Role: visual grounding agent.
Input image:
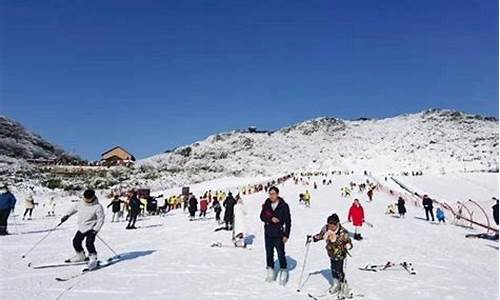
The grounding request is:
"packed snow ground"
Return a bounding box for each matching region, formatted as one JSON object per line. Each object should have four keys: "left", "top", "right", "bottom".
{"left": 0, "top": 173, "right": 498, "bottom": 300}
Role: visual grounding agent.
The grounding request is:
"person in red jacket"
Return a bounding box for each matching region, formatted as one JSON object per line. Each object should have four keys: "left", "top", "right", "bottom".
{"left": 199, "top": 194, "right": 209, "bottom": 218}
{"left": 348, "top": 199, "right": 364, "bottom": 240}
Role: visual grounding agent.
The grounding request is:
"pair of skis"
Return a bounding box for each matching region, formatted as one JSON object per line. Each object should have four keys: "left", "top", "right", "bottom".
{"left": 28, "top": 256, "right": 121, "bottom": 281}
{"left": 358, "top": 261, "right": 416, "bottom": 275}
{"left": 55, "top": 256, "right": 121, "bottom": 281}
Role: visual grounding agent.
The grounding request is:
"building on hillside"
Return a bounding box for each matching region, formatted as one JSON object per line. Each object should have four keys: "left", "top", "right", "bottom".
{"left": 101, "top": 146, "right": 135, "bottom": 166}
{"left": 247, "top": 126, "right": 271, "bottom": 134}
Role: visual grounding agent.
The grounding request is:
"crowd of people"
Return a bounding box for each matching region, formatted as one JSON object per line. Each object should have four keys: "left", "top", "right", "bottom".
{"left": 0, "top": 170, "right": 497, "bottom": 297}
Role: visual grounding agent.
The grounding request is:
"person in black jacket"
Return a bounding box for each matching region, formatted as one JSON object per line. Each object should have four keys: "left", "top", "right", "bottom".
{"left": 107, "top": 195, "right": 124, "bottom": 222}
{"left": 223, "top": 192, "right": 237, "bottom": 230}
{"left": 212, "top": 196, "right": 222, "bottom": 223}
{"left": 188, "top": 194, "right": 198, "bottom": 220}
{"left": 422, "top": 195, "right": 434, "bottom": 221}
{"left": 260, "top": 186, "right": 291, "bottom": 285}
{"left": 397, "top": 197, "right": 406, "bottom": 218}
{"left": 492, "top": 197, "right": 499, "bottom": 226}
{"left": 127, "top": 192, "right": 142, "bottom": 229}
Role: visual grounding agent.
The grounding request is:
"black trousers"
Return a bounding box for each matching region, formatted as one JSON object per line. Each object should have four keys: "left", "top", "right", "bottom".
{"left": 215, "top": 210, "right": 221, "bottom": 221}
{"left": 0, "top": 208, "right": 11, "bottom": 234}
{"left": 265, "top": 235, "right": 287, "bottom": 269}
{"left": 330, "top": 258, "right": 345, "bottom": 282}
{"left": 24, "top": 208, "right": 33, "bottom": 218}
{"left": 128, "top": 210, "right": 139, "bottom": 227}
{"left": 189, "top": 208, "right": 196, "bottom": 217}
{"left": 199, "top": 209, "right": 206, "bottom": 217}
{"left": 72, "top": 230, "right": 97, "bottom": 255}
{"left": 425, "top": 208, "right": 435, "bottom": 221}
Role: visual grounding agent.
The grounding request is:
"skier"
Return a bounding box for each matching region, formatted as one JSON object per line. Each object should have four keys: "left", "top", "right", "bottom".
{"left": 436, "top": 207, "right": 445, "bottom": 223}
{"left": 60, "top": 189, "right": 104, "bottom": 271}
{"left": 107, "top": 195, "right": 124, "bottom": 222}
{"left": 126, "top": 192, "right": 142, "bottom": 229}
{"left": 307, "top": 214, "right": 353, "bottom": 298}
{"left": 0, "top": 184, "right": 16, "bottom": 235}
{"left": 212, "top": 196, "right": 222, "bottom": 223}
{"left": 259, "top": 186, "right": 291, "bottom": 285}
{"left": 397, "top": 196, "right": 406, "bottom": 218}
{"left": 232, "top": 194, "right": 247, "bottom": 247}
{"left": 422, "top": 195, "right": 435, "bottom": 221}
{"left": 199, "top": 194, "right": 208, "bottom": 218}
{"left": 44, "top": 197, "right": 56, "bottom": 217}
{"left": 347, "top": 199, "right": 365, "bottom": 240}
{"left": 23, "top": 195, "right": 37, "bottom": 220}
{"left": 188, "top": 194, "right": 198, "bottom": 220}
{"left": 223, "top": 192, "right": 236, "bottom": 230}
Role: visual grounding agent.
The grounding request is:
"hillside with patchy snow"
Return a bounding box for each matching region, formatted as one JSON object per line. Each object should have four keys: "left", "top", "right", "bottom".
{"left": 139, "top": 109, "right": 498, "bottom": 184}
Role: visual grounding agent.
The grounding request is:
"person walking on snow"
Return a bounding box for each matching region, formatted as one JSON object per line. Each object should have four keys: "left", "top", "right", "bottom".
{"left": 303, "top": 190, "right": 311, "bottom": 207}
{"left": 127, "top": 192, "right": 142, "bottom": 229}
{"left": 347, "top": 199, "right": 364, "bottom": 240}
{"left": 436, "top": 207, "right": 445, "bottom": 223}
{"left": 23, "top": 195, "right": 38, "bottom": 220}
{"left": 307, "top": 214, "right": 353, "bottom": 298}
{"left": 44, "top": 197, "right": 56, "bottom": 216}
{"left": 367, "top": 188, "right": 374, "bottom": 202}
{"left": 211, "top": 196, "right": 222, "bottom": 223}
{"left": 60, "top": 189, "right": 104, "bottom": 271}
{"left": 422, "top": 195, "right": 435, "bottom": 221}
{"left": 232, "top": 194, "right": 247, "bottom": 247}
{"left": 397, "top": 196, "right": 406, "bottom": 218}
{"left": 260, "top": 186, "right": 291, "bottom": 285}
{"left": 199, "top": 194, "right": 208, "bottom": 218}
{"left": 0, "top": 184, "right": 16, "bottom": 235}
{"left": 223, "top": 192, "right": 237, "bottom": 230}
{"left": 107, "top": 195, "right": 125, "bottom": 222}
{"left": 188, "top": 194, "right": 198, "bottom": 220}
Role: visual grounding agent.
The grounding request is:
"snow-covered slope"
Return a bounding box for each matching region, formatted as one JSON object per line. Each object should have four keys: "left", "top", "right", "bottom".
{"left": 140, "top": 109, "right": 499, "bottom": 182}
{"left": 1, "top": 173, "right": 497, "bottom": 300}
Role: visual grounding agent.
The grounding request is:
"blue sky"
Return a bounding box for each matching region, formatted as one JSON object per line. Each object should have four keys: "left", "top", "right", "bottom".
{"left": 1, "top": 0, "right": 498, "bottom": 160}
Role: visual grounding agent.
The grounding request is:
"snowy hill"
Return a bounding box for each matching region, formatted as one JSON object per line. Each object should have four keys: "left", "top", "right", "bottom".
{"left": 0, "top": 115, "right": 80, "bottom": 164}
{"left": 139, "top": 109, "right": 499, "bottom": 184}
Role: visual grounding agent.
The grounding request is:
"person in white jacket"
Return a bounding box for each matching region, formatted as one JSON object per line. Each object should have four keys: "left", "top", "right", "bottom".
{"left": 44, "top": 197, "right": 56, "bottom": 216}
{"left": 232, "top": 194, "right": 247, "bottom": 247}
{"left": 60, "top": 189, "right": 105, "bottom": 270}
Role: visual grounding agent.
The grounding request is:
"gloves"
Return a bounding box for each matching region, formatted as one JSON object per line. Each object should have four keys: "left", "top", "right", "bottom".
{"left": 306, "top": 235, "right": 313, "bottom": 244}
{"left": 60, "top": 215, "right": 69, "bottom": 223}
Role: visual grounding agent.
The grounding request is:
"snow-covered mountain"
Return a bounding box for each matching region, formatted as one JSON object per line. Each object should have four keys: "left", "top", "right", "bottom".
{"left": 140, "top": 109, "right": 499, "bottom": 180}
{"left": 0, "top": 115, "right": 80, "bottom": 174}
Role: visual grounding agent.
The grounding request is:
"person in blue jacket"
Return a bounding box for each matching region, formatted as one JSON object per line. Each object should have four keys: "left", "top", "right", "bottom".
{"left": 0, "top": 184, "right": 17, "bottom": 235}
{"left": 436, "top": 207, "right": 445, "bottom": 223}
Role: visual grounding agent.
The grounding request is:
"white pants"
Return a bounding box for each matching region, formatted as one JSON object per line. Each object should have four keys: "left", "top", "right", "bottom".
{"left": 112, "top": 212, "right": 120, "bottom": 222}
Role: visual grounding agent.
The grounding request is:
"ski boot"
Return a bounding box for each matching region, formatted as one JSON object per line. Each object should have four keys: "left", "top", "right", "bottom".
{"left": 339, "top": 281, "right": 353, "bottom": 299}
{"left": 86, "top": 254, "right": 99, "bottom": 271}
{"left": 65, "top": 251, "right": 86, "bottom": 263}
{"left": 328, "top": 279, "right": 341, "bottom": 296}
{"left": 265, "top": 267, "right": 276, "bottom": 282}
{"left": 278, "top": 268, "right": 289, "bottom": 286}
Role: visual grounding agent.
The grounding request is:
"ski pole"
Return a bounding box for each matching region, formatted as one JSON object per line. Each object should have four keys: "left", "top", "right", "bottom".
{"left": 297, "top": 238, "right": 312, "bottom": 292}
{"left": 21, "top": 221, "right": 62, "bottom": 259}
{"left": 96, "top": 235, "right": 121, "bottom": 259}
